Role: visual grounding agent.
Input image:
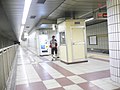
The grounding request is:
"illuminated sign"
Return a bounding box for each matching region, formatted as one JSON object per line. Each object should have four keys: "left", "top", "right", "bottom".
{"left": 96, "top": 12, "right": 107, "bottom": 19}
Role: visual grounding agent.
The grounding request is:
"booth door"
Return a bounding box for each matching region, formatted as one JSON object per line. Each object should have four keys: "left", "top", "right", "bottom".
{"left": 71, "top": 27, "right": 85, "bottom": 61}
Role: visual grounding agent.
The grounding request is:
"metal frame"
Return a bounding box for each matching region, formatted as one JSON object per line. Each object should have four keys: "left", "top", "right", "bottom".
{"left": 58, "top": 22, "right": 68, "bottom": 62}
{"left": 65, "top": 25, "right": 69, "bottom": 62}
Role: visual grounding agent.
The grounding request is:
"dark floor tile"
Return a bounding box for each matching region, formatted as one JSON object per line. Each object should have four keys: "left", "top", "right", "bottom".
{"left": 47, "top": 62, "right": 74, "bottom": 76}
{"left": 79, "top": 70, "right": 110, "bottom": 81}
{"left": 30, "top": 82, "right": 47, "bottom": 90}
{"left": 16, "top": 82, "right": 47, "bottom": 90}
{"left": 56, "top": 77, "right": 74, "bottom": 86}
{"left": 33, "top": 64, "right": 53, "bottom": 80}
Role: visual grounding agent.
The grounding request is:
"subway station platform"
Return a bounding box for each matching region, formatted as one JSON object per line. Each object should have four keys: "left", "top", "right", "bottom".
{"left": 1, "top": 0, "right": 120, "bottom": 90}
{"left": 15, "top": 46, "right": 120, "bottom": 90}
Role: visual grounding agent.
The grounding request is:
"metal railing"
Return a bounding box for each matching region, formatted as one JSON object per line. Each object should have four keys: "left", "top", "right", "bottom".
{"left": 0, "top": 44, "right": 18, "bottom": 90}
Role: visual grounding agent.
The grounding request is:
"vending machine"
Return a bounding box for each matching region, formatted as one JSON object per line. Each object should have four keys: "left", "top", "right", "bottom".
{"left": 39, "top": 35, "right": 49, "bottom": 56}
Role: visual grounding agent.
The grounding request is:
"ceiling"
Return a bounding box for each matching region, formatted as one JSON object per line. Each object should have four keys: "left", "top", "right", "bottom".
{"left": 0, "top": 0, "right": 107, "bottom": 41}
{"left": 0, "top": 1, "right": 18, "bottom": 41}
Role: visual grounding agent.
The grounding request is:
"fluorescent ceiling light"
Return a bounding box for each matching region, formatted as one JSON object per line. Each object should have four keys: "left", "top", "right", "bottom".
{"left": 24, "top": 32, "right": 28, "bottom": 39}
{"left": 19, "top": 0, "right": 32, "bottom": 41}
{"left": 22, "top": 0, "right": 32, "bottom": 24}
{"left": 85, "top": 17, "right": 94, "bottom": 22}
{"left": 40, "top": 24, "right": 47, "bottom": 28}
{"left": 52, "top": 24, "right": 56, "bottom": 31}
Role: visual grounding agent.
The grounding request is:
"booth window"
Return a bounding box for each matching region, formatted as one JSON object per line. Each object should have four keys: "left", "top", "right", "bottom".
{"left": 89, "top": 35, "right": 97, "bottom": 45}
{"left": 60, "top": 32, "right": 66, "bottom": 45}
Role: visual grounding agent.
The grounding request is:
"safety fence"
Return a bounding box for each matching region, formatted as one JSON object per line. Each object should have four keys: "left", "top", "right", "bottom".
{"left": 0, "top": 44, "right": 18, "bottom": 90}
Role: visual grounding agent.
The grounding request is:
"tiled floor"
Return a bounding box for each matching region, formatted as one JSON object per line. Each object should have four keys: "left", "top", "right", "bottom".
{"left": 15, "top": 47, "right": 120, "bottom": 90}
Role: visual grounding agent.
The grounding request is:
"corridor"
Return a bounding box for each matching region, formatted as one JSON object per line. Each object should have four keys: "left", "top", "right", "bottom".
{"left": 15, "top": 47, "right": 120, "bottom": 90}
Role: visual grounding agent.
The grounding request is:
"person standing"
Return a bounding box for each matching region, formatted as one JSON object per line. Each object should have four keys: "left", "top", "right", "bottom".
{"left": 50, "top": 35, "right": 57, "bottom": 60}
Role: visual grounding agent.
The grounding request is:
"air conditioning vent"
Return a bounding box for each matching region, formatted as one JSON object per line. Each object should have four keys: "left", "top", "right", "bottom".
{"left": 37, "top": 0, "right": 46, "bottom": 4}
{"left": 30, "top": 15, "right": 36, "bottom": 19}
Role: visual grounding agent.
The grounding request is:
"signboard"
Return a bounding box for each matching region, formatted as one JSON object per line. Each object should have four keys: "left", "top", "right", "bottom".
{"left": 89, "top": 35, "right": 97, "bottom": 45}
{"left": 75, "top": 22, "right": 80, "bottom": 24}
{"left": 96, "top": 12, "right": 107, "bottom": 19}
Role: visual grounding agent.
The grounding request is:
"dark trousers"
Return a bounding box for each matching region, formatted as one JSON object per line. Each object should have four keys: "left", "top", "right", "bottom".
{"left": 51, "top": 47, "right": 57, "bottom": 55}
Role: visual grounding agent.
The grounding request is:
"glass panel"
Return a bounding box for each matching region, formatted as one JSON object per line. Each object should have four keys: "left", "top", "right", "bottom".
{"left": 60, "top": 32, "right": 66, "bottom": 45}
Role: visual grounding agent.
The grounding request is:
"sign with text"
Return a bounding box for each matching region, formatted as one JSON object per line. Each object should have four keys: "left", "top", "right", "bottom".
{"left": 96, "top": 12, "right": 107, "bottom": 19}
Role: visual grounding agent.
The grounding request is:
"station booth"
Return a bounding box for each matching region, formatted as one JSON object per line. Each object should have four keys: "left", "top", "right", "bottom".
{"left": 58, "top": 19, "right": 88, "bottom": 64}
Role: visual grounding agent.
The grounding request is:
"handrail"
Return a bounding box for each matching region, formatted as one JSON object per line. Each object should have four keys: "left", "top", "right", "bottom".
{"left": 0, "top": 44, "right": 18, "bottom": 90}
{"left": 0, "top": 44, "right": 18, "bottom": 52}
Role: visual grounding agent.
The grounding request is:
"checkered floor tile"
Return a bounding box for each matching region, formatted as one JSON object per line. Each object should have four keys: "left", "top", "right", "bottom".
{"left": 15, "top": 47, "right": 120, "bottom": 90}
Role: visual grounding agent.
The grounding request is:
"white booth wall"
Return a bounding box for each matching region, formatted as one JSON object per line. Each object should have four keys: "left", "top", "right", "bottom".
{"left": 58, "top": 19, "right": 87, "bottom": 63}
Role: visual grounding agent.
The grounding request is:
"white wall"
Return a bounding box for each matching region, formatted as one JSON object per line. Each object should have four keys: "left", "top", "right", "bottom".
{"left": 47, "top": 30, "right": 56, "bottom": 43}
{"left": 28, "top": 31, "right": 38, "bottom": 55}
{"left": 22, "top": 28, "right": 60, "bottom": 56}
{"left": 86, "top": 22, "right": 109, "bottom": 51}
{"left": 26, "top": 29, "right": 59, "bottom": 55}
{"left": 47, "top": 30, "right": 59, "bottom": 54}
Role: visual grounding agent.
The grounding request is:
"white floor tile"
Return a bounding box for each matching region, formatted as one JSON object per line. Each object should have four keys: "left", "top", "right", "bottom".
{"left": 91, "top": 78, "right": 120, "bottom": 90}
{"left": 63, "top": 84, "right": 83, "bottom": 90}
{"left": 16, "top": 80, "right": 29, "bottom": 85}
{"left": 29, "top": 78, "right": 41, "bottom": 83}
{"left": 40, "top": 63, "right": 64, "bottom": 79}
{"left": 43, "top": 79, "right": 61, "bottom": 89}
{"left": 16, "top": 78, "right": 28, "bottom": 82}
{"left": 67, "top": 75, "right": 87, "bottom": 84}
{"left": 54, "top": 59, "right": 109, "bottom": 75}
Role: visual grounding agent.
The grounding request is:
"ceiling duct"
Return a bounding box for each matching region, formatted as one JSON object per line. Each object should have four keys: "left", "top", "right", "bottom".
{"left": 37, "top": 19, "right": 57, "bottom": 26}
{"left": 57, "top": 18, "right": 66, "bottom": 24}
{"left": 37, "top": 0, "right": 46, "bottom": 4}
{"left": 36, "top": 19, "right": 57, "bottom": 29}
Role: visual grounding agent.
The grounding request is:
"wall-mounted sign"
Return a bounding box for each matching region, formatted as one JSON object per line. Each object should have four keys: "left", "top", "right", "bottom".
{"left": 96, "top": 12, "right": 107, "bottom": 19}
{"left": 75, "top": 22, "right": 80, "bottom": 24}
{"left": 89, "top": 35, "right": 97, "bottom": 45}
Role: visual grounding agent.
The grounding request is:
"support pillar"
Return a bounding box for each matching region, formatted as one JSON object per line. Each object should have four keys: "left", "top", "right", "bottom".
{"left": 107, "top": 0, "right": 120, "bottom": 83}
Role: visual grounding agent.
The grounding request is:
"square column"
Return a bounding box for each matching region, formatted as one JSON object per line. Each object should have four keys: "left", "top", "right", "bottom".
{"left": 107, "top": 0, "right": 120, "bottom": 83}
